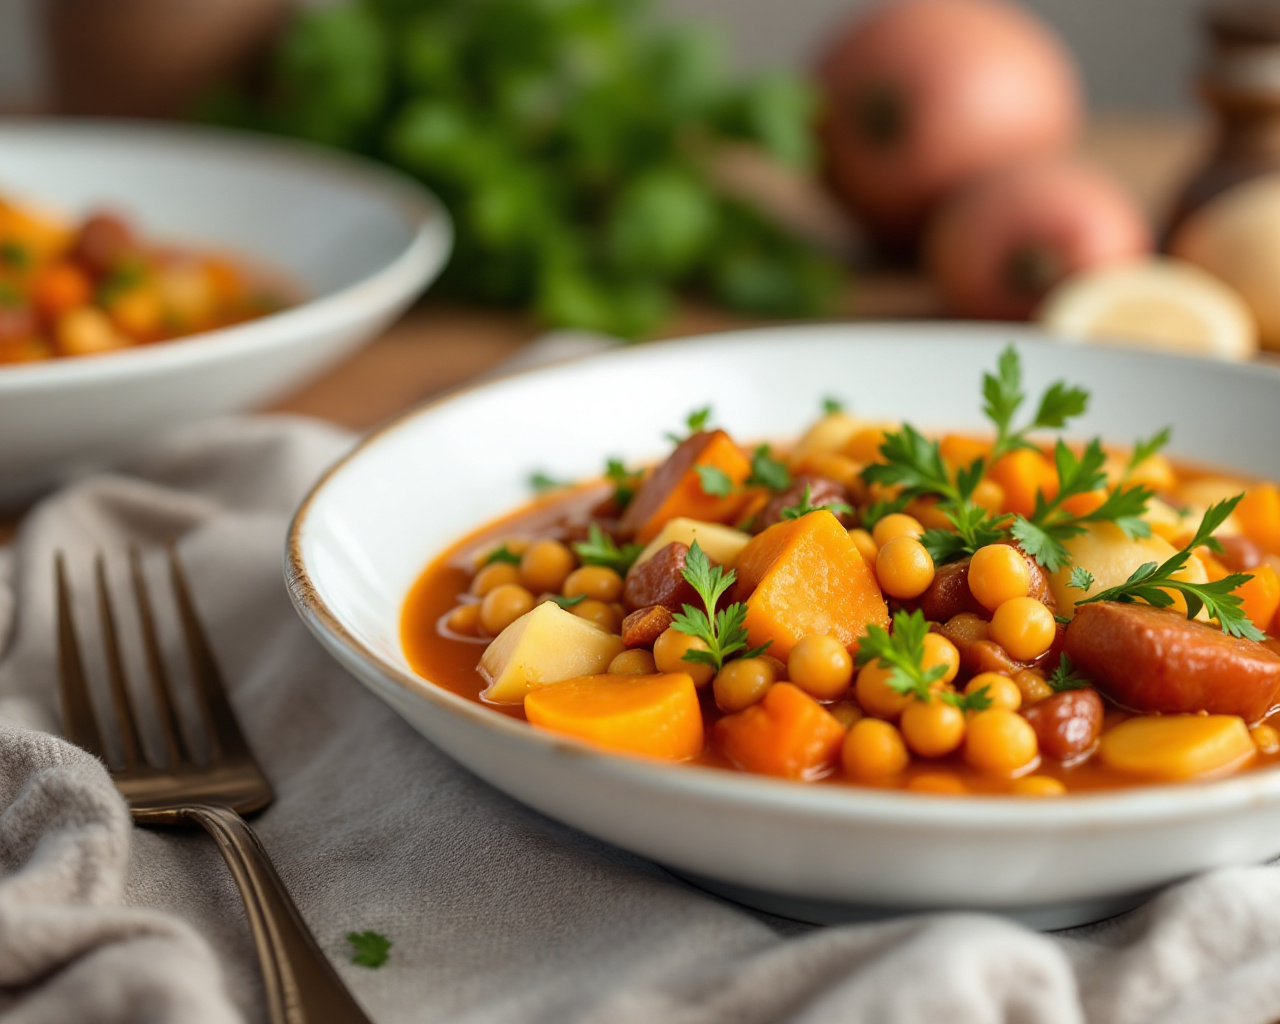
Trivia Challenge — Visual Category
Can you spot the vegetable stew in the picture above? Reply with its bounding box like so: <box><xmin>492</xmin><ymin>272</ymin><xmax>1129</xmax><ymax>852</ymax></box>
<box><xmin>401</xmin><ymin>347</ymin><xmax>1280</xmax><ymax>795</ymax></box>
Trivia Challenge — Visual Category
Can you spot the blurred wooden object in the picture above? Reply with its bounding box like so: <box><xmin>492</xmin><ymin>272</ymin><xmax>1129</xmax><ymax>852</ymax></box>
<box><xmin>44</xmin><ymin>0</ymin><xmax>287</xmax><ymax>117</ymax></box>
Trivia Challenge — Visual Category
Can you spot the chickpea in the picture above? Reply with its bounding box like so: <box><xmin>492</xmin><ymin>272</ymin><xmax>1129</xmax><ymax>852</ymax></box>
<box><xmin>1012</xmin><ymin>668</ymin><xmax>1053</xmax><ymax>705</ymax></box>
<box><xmin>907</xmin><ymin>772</ymin><xmax>968</xmax><ymax>795</ymax></box>
<box><xmin>572</xmin><ymin>599</ymin><xmax>622</xmax><ymax>633</ymax></box>
<box><xmin>842</xmin><ymin>718</ymin><xmax>910</xmax><ymax>781</ymax></box>
<box><xmin>479</xmin><ymin>583</ymin><xmax>535</xmax><ymax>635</ymax></box>
<box><xmin>855</xmin><ymin>661</ymin><xmax>911</xmax><ymax>720</ymax></box>
<box><xmin>967</xmin><ymin>544</ymin><xmax>1031</xmax><ymax>612</ymax></box>
<box><xmin>900</xmin><ymin>699</ymin><xmax>966</xmax><ymax>758</ymax></box>
<box><xmin>470</xmin><ymin>561</ymin><xmax>521</xmax><ymax>597</ymax></box>
<box><xmin>713</xmin><ymin>658</ymin><xmax>776</xmax><ymax>712</ymax></box>
<box><xmin>989</xmin><ymin>597</ymin><xmax>1057</xmax><ymax>662</ymax></box>
<box><xmin>563</xmin><ymin>565</ymin><xmax>623</xmax><ymax>603</ymax></box>
<box><xmin>848</xmin><ymin>528</ymin><xmax>878</xmax><ymax>565</ymax></box>
<box><xmin>653</xmin><ymin>627</ymin><xmax>716</xmax><ymax>687</ymax></box>
<box><xmin>964</xmin><ymin>708</ymin><xmax>1039</xmax><ymax>775</ymax></box>
<box><xmin>871</xmin><ymin>512</ymin><xmax>924</xmax><ymax>547</ymax></box>
<box><xmin>609</xmin><ymin>649</ymin><xmax>657</xmax><ymax>675</ymax></box>
<box><xmin>876</xmin><ymin>536</ymin><xmax>935</xmax><ymax>599</ymax></box>
<box><xmin>921</xmin><ymin>633</ymin><xmax>960</xmax><ymax>686</ymax></box>
<box><xmin>965</xmin><ymin>672</ymin><xmax>1021</xmax><ymax>711</ymax></box>
<box><xmin>1252</xmin><ymin>723</ymin><xmax>1280</xmax><ymax>755</ymax></box>
<box><xmin>520</xmin><ymin>539</ymin><xmax>576</xmax><ymax>594</ymax></box>
<box><xmin>788</xmin><ymin>635</ymin><xmax>854</xmax><ymax>701</ymax></box>
<box><xmin>445</xmin><ymin>603</ymin><xmax>481</xmax><ymax>635</ymax></box>
<box><xmin>1011</xmin><ymin>775</ymin><xmax>1066</xmax><ymax>797</ymax></box>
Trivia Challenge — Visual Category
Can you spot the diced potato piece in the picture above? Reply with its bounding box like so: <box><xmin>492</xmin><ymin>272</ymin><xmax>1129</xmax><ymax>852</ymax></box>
<box><xmin>633</xmin><ymin>518</ymin><xmax>751</xmax><ymax>569</ymax></box>
<box><xmin>1144</xmin><ymin>497</ymin><xmax>1188</xmax><ymax>543</ymax></box>
<box><xmin>1174</xmin><ymin>476</ymin><xmax>1252</xmax><ymax>511</ymax></box>
<box><xmin>734</xmin><ymin>510</ymin><xmax>888</xmax><ymax>660</ymax></box>
<box><xmin>524</xmin><ymin>672</ymin><xmax>704</xmax><ymax>760</ymax></box>
<box><xmin>479</xmin><ymin>602</ymin><xmax>625</xmax><ymax>704</ymax></box>
<box><xmin>1102</xmin><ymin>449</ymin><xmax>1178</xmax><ymax>493</ymax></box>
<box><xmin>1048</xmin><ymin>523</ymin><xmax>1206</xmax><ymax>618</ymax></box>
<box><xmin>714</xmin><ymin>682</ymin><xmax>845</xmax><ymax>779</ymax></box>
<box><xmin>1098</xmin><ymin>715</ymin><xmax>1256</xmax><ymax>781</ymax></box>
<box><xmin>790</xmin><ymin>412</ymin><xmax>863</xmax><ymax>463</ymax></box>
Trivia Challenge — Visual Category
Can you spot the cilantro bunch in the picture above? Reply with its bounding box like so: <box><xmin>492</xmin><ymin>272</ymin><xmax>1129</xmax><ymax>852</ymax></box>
<box><xmin>201</xmin><ymin>0</ymin><xmax>841</xmax><ymax>338</ymax></box>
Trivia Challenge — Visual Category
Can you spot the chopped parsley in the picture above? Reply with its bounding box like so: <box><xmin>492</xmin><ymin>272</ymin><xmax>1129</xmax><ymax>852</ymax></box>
<box><xmin>1047</xmin><ymin>654</ymin><xmax>1091</xmax><ymax>692</ymax></box>
<box><xmin>1075</xmin><ymin>495</ymin><xmax>1265</xmax><ymax>641</ymax></box>
<box><xmin>822</xmin><ymin>396</ymin><xmax>845</xmax><ymax>415</ymax></box>
<box><xmin>666</xmin><ymin>406</ymin><xmax>713</xmax><ymax>443</ymax></box>
<box><xmin>1068</xmin><ymin>566</ymin><xmax>1095</xmax><ymax>592</ymax></box>
<box><xmin>0</xmin><ymin>239</ymin><xmax>30</xmax><ymax>271</ymax></box>
<box><xmin>779</xmin><ymin>483</ymin><xmax>853</xmax><ymax>520</ymax></box>
<box><xmin>547</xmin><ymin>593</ymin><xmax>587</xmax><ymax>608</ymax></box>
<box><xmin>97</xmin><ymin>259</ymin><xmax>147</xmax><ymax>306</ymax></box>
<box><xmin>347</xmin><ymin>930</ymin><xmax>391</xmax><ymax>968</ymax></box>
<box><xmin>605</xmin><ymin>457</ymin><xmax>643</xmax><ymax>509</ymax></box>
<box><xmin>855</xmin><ymin>609</ymin><xmax>990</xmax><ymax>710</ymax></box>
<box><xmin>671</xmin><ymin>540</ymin><xmax>768</xmax><ymax>671</ymax></box>
<box><xmin>529</xmin><ymin>470</ymin><xmax>572</xmax><ymax>494</ymax></box>
<box><xmin>695</xmin><ymin>464</ymin><xmax>735</xmax><ymax>497</ymax></box>
<box><xmin>571</xmin><ymin>523</ymin><xmax>643</xmax><ymax>575</ymax></box>
<box><xmin>746</xmin><ymin>444</ymin><xmax>791</xmax><ymax>492</ymax></box>
<box><xmin>480</xmin><ymin>544</ymin><xmax>522</xmax><ymax>566</ymax></box>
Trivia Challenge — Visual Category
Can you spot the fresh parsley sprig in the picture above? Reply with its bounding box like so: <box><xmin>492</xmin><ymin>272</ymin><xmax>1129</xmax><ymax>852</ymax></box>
<box><xmin>855</xmin><ymin>610</ymin><xmax>992</xmax><ymax>710</ymax></box>
<box><xmin>1010</xmin><ymin>439</ymin><xmax>1154</xmax><ymax>571</ymax></box>
<box><xmin>1123</xmin><ymin>427</ymin><xmax>1172</xmax><ymax>484</ymax></box>
<box><xmin>984</xmin><ymin>345</ymin><xmax>1089</xmax><ymax>463</ymax></box>
<box><xmin>1047</xmin><ymin>654</ymin><xmax>1091</xmax><ymax>692</ymax></box>
<box><xmin>920</xmin><ymin>504</ymin><xmax>1012</xmax><ymax>565</ymax></box>
<box><xmin>347</xmin><ymin>930</ymin><xmax>391</xmax><ymax>968</ymax></box>
<box><xmin>746</xmin><ymin>444</ymin><xmax>791</xmax><ymax>492</ymax></box>
<box><xmin>779</xmin><ymin>483</ymin><xmax>853</xmax><ymax>520</ymax></box>
<box><xmin>605</xmin><ymin>457</ymin><xmax>643</xmax><ymax>509</ymax></box>
<box><xmin>822</xmin><ymin>396</ymin><xmax>846</xmax><ymax>415</ymax></box>
<box><xmin>1075</xmin><ymin>495</ymin><xmax>1265</xmax><ymax>640</ymax></box>
<box><xmin>571</xmin><ymin>523</ymin><xmax>644</xmax><ymax>575</ymax></box>
<box><xmin>665</xmin><ymin>406</ymin><xmax>713</xmax><ymax>444</ymax></box>
<box><xmin>695</xmin><ymin>464</ymin><xmax>735</xmax><ymax>497</ymax></box>
<box><xmin>671</xmin><ymin>540</ymin><xmax>768</xmax><ymax>671</ymax></box>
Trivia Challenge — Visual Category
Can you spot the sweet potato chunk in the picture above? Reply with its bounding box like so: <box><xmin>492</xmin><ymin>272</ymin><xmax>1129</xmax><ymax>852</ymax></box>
<box><xmin>1098</xmin><ymin>715</ymin><xmax>1255</xmax><ymax>781</ymax></box>
<box><xmin>618</xmin><ymin>430</ymin><xmax>752</xmax><ymax>543</ymax></box>
<box><xmin>1064</xmin><ymin>602</ymin><xmax>1280</xmax><ymax>722</ymax></box>
<box><xmin>714</xmin><ymin>683</ymin><xmax>845</xmax><ymax>779</ymax></box>
<box><xmin>733</xmin><ymin>510</ymin><xmax>888</xmax><ymax>660</ymax></box>
<box><xmin>524</xmin><ymin>673</ymin><xmax>704</xmax><ymax>761</ymax></box>
<box><xmin>623</xmin><ymin>542</ymin><xmax>700</xmax><ymax>612</ymax></box>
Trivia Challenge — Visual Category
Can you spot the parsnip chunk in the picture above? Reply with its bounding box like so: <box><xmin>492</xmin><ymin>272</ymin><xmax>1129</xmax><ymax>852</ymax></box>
<box><xmin>633</xmin><ymin>518</ymin><xmax>751</xmax><ymax>569</ymax></box>
<box><xmin>479</xmin><ymin>602</ymin><xmax>625</xmax><ymax>704</ymax></box>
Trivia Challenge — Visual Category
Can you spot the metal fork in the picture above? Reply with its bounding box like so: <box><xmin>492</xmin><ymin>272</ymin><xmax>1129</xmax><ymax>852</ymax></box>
<box><xmin>56</xmin><ymin>546</ymin><xmax>373</xmax><ymax>1024</ymax></box>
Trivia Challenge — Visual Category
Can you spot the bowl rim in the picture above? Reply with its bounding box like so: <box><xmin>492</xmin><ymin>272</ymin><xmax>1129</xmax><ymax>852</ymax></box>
<box><xmin>285</xmin><ymin>322</ymin><xmax>1280</xmax><ymax>831</ymax></box>
<box><xmin>0</xmin><ymin>118</ymin><xmax>453</xmax><ymax>391</ymax></box>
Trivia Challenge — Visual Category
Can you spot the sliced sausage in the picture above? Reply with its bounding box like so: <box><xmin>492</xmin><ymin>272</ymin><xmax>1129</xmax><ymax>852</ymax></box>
<box><xmin>622</xmin><ymin>605</ymin><xmax>673</xmax><ymax>649</ymax></box>
<box><xmin>917</xmin><ymin>541</ymin><xmax>1055</xmax><ymax>623</ymax></box>
<box><xmin>70</xmin><ymin>211</ymin><xmax>138</xmax><ymax>277</ymax></box>
<box><xmin>618</xmin><ymin>431</ymin><xmax>716</xmax><ymax>538</ymax></box>
<box><xmin>1218</xmin><ymin>535</ymin><xmax>1265</xmax><ymax>573</ymax></box>
<box><xmin>1064</xmin><ymin>601</ymin><xmax>1280</xmax><ymax>722</ymax></box>
<box><xmin>622</xmin><ymin>542</ymin><xmax>700</xmax><ymax>613</ymax></box>
<box><xmin>1022</xmin><ymin>688</ymin><xmax>1104</xmax><ymax>761</ymax></box>
<box><xmin>753</xmin><ymin>475</ymin><xmax>852</xmax><ymax>533</ymax></box>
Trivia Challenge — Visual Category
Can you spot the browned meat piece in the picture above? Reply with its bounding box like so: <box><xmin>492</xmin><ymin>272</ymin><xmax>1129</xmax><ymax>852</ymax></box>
<box><xmin>1064</xmin><ymin>602</ymin><xmax>1280</xmax><ymax>722</ymax></box>
<box><xmin>70</xmin><ymin>211</ymin><xmax>139</xmax><ymax>277</ymax></box>
<box><xmin>917</xmin><ymin>541</ymin><xmax>1055</xmax><ymax>622</ymax></box>
<box><xmin>621</xmin><ymin>605</ymin><xmax>673</xmax><ymax>648</ymax></box>
<box><xmin>617</xmin><ymin>431</ymin><xmax>717</xmax><ymax>538</ymax></box>
<box><xmin>753</xmin><ymin>475</ymin><xmax>852</xmax><ymax>533</ymax></box>
<box><xmin>1218</xmin><ymin>535</ymin><xmax>1266</xmax><ymax>573</ymax></box>
<box><xmin>623</xmin><ymin>542</ymin><xmax>701</xmax><ymax>613</ymax></box>
<box><xmin>1021</xmin><ymin>687</ymin><xmax>1104</xmax><ymax>761</ymax></box>
<box><xmin>969</xmin><ymin>639</ymin><xmax>1023</xmax><ymax>677</ymax></box>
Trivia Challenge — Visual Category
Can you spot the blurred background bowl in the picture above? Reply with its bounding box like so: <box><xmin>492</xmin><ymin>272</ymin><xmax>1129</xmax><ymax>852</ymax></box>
<box><xmin>0</xmin><ymin>119</ymin><xmax>452</xmax><ymax>507</ymax></box>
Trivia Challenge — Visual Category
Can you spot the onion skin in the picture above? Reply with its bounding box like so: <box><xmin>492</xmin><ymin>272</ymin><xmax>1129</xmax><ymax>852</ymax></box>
<box><xmin>815</xmin><ymin>0</ymin><xmax>1082</xmax><ymax>250</ymax></box>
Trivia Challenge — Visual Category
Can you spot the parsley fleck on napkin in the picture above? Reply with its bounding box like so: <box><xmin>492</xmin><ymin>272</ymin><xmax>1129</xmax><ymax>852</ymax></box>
<box><xmin>4</xmin><ymin>394</ymin><xmax>1280</xmax><ymax>1022</ymax></box>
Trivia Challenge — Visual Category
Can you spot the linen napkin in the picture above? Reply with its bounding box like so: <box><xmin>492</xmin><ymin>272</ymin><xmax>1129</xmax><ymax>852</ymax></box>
<box><xmin>6</xmin><ymin>414</ymin><xmax>1280</xmax><ymax>1024</ymax></box>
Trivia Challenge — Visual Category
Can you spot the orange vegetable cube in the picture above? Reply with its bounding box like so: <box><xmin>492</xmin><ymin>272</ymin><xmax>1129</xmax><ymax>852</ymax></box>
<box><xmin>619</xmin><ymin>430</ymin><xmax>752</xmax><ymax>543</ymax></box>
<box><xmin>524</xmin><ymin>673</ymin><xmax>704</xmax><ymax>761</ymax></box>
<box><xmin>1237</xmin><ymin>484</ymin><xmax>1280</xmax><ymax>555</ymax></box>
<box><xmin>939</xmin><ymin>433</ymin><xmax>993</xmax><ymax>471</ymax></box>
<box><xmin>842</xmin><ymin>426</ymin><xmax>890</xmax><ymax>464</ymax></box>
<box><xmin>1060</xmin><ymin>489</ymin><xmax>1107</xmax><ymax>517</ymax></box>
<box><xmin>733</xmin><ymin>510</ymin><xmax>888</xmax><ymax>660</ymax></box>
<box><xmin>714</xmin><ymin>682</ymin><xmax>846</xmax><ymax>779</ymax></box>
<box><xmin>989</xmin><ymin>448</ymin><xmax>1058</xmax><ymax>518</ymax></box>
<box><xmin>1236</xmin><ymin>564</ymin><xmax>1280</xmax><ymax>634</ymax></box>
<box><xmin>32</xmin><ymin>262</ymin><xmax>92</xmax><ymax>320</ymax></box>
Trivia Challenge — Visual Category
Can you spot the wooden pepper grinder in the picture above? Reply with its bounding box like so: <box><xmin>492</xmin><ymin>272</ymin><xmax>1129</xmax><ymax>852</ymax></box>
<box><xmin>42</xmin><ymin>0</ymin><xmax>289</xmax><ymax>118</ymax></box>
<box><xmin>1169</xmin><ymin>0</ymin><xmax>1280</xmax><ymax>234</ymax></box>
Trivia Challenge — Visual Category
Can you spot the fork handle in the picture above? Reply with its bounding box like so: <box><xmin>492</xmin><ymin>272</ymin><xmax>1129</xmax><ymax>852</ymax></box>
<box><xmin>177</xmin><ymin>804</ymin><xmax>374</xmax><ymax>1024</ymax></box>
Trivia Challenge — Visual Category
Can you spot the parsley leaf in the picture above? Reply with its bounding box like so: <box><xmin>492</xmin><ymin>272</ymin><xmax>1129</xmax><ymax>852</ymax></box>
<box><xmin>548</xmin><ymin>593</ymin><xmax>587</xmax><ymax>608</ymax></box>
<box><xmin>530</xmin><ymin>471</ymin><xmax>571</xmax><ymax>493</ymax></box>
<box><xmin>855</xmin><ymin>609</ymin><xmax>948</xmax><ymax>701</ymax></box>
<box><xmin>779</xmin><ymin>483</ymin><xmax>853</xmax><ymax>520</ymax></box>
<box><xmin>1068</xmin><ymin>566</ymin><xmax>1095</xmax><ymax>592</ymax></box>
<box><xmin>1124</xmin><ymin>427</ymin><xmax>1172</xmax><ymax>483</ymax></box>
<box><xmin>1047</xmin><ymin>654</ymin><xmax>1091</xmax><ymax>692</ymax></box>
<box><xmin>572</xmin><ymin>523</ymin><xmax>643</xmax><ymax>575</ymax></box>
<box><xmin>97</xmin><ymin>259</ymin><xmax>147</xmax><ymax>306</ymax></box>
<box><xmin>666</xmin><ymin>406</ymin><xmax>713</xmax><ymax>443</ymax></box>
<box><xmin>1075</xmin><ymin>495</ymin><xmax>1265</xmax><ymax>640</ymax></box>
<box><xmin>822</xmin><ymin>396</ymin><xmax>845</xmax><ymax>415</ymax></box>
<box><xmin>670</xmin><ymin>540</ymin><xmax>767</xmax><ymax>671</ymax></box>
<box><xmin>983</xmin><ymin>345</ymin><xmax>1088</xmax><ymax>462</ymax></box>
<box><xmin>695</xmin><ymin>464</ymin><xmax>735</xmax><ymax>497</ymax></box>
<box><xmin>863</xmin><ymin>424</ymin><xmax>957</xmax><ymax>501</ymax></box>
<box><xmin>347</xmin><ymin>930</ymin><xmax>391</xmax><ymax>968</ymax></box>
<box><xmin>860</xmin><ymin>494</ymin><xmax>912</xmax><ymax>530</ymax></box>
<box><xmin>481</xmin><ymin>544</ymin><xmax>522</xmax><ymax>566</ymax></box>
<box><xmin>920</xmin><ymin>504</ymin><xmax>1010</xmax><ymax>565</ymax></box>
<box><xmin>605</xmin><ymin>458</ymin><xmax>643</xmax><ymax>509</ymax></box>
<box><xmin>746</xmin><ymin>444</ymin><xmax>791</xmax><ymax>492</ymax></box>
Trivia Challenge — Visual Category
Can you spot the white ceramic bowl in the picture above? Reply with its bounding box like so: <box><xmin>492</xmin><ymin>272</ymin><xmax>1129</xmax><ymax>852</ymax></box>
<box><xmin>0</xmin><ymin>120</ymin><xmax>452</xmax><ymax>506</ymax></box>
<box><xmin>286</xmin><ymin>324</ymin><xmax>1280</xmax><ymax>928</ymax></box>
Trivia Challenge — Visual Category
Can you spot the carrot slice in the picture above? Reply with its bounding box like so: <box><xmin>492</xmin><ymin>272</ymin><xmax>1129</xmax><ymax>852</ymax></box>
<box><xmin>1237</xmin><ymin>484</ymin><xmax>1280</xmax><ymax>555</ymax></box>
<box><xmin>619</xmin><ymin>430</ymin><xmax>752</xmax><ymax>543</ymax></box>
<box><xmin>733</xmin><ymin>510</ymin><xmax>888</xmax><ymax>660</ymax></box>
<box><xmin>988</xmin><ymin>448</ymin><xmax>1058</xmax><ymax>518</ymax></box>
<box><xmin>524</xmin><ymin>673</ymin><xmax>704</xmax><ymax>760</ymax></box>
<box><xmin>1237</xmin><ymin>564</ymin><xmax>1280</xmax><ymax>633</ymax></box>
<box><xmin>714</xmin><ymin>682</ymin><xmax>845</xmax><ymax>779</ymax></box>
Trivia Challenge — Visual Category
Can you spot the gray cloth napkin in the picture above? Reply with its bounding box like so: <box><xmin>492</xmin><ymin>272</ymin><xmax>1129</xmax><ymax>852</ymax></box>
<box><xmin>6</xmin><ymin>415</ymin><xmax>1280</xmax><ymax>1024</ymax></box>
